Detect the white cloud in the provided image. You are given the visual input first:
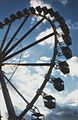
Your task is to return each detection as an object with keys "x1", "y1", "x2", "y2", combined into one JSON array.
[
  {"x1": 67, "y1": 56, "x2": 78, "y2": 76},
  {"x1": 23, "y1": 51, "x2": 30, "y2": 58},
  {"x1": 36, "y1": 56, "x2": 51, "y2": 75},
  {"x1": 1, "y1": 0, "x2": 78, "y2": 119},
  {"x1": 31, "y1": 17, "x2": 36, "y2": 25},
  {"x1": 0, "y1": 90, "x2": 8, "y2": 120},
  {"x1": 9, "y1": 65, "x2": 47, "y2": 99},
  {"x1": 36, "y1": 27, "x2": 55, "y2": 48},
  {"x1": 1, "y1": 49, "x2": 78, "y2": 119},
  {"x1": 64, "y1": 89, "x2": 78, "y2": 106},
  {"x1": 40, "y1": 56, "x2": 51, "y2": 62},
  {"x1": 1, "y1": 54, "x2": 53, "y2": 117},
  {"x1": 30, "y1": 0, "x2": 52, "y2": 24},
  {"x1": 72, "y1": 22, "x2": 78, "y2": 30},
  {"x1": 59, "y1": 0, "x2": 68, "y2": 5},
  {"x1": 45, "y1": 104, "x2": 78, "y2": 120},
  {"x1": 51, "y1": 89, "x2": 78, "y2": 107},
  {"x1": 30, "y1": 0, "x2": 51, "y2": 8},
  {"x1": 1, "y1": 54, "x2": 78, "y2": 116},
  {"x1": 66, "y1": 19, "x2": 78, "y2": 30}
]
